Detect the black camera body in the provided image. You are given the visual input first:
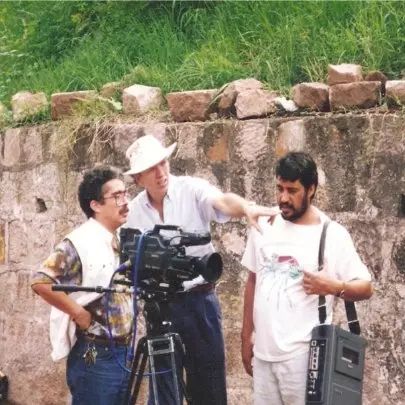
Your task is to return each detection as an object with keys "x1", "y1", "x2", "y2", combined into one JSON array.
[{"x1": 119, "y1": 225, "x2": 222, "y2": 296}]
